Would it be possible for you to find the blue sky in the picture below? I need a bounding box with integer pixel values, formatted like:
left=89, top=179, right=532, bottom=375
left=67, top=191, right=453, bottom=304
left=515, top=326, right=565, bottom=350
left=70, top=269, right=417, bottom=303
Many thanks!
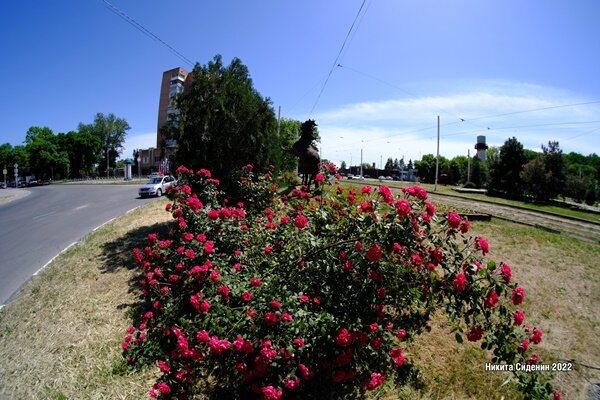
left=1, top=0, right=599, bottom=168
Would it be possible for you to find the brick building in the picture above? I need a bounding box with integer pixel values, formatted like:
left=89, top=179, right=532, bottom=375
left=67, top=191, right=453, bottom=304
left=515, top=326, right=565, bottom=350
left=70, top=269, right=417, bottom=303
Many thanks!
left=138, top=67, right=191, bottom=175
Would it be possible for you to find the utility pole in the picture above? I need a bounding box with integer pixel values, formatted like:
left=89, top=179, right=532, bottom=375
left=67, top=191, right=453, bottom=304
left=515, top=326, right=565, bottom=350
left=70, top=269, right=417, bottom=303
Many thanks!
left=434, top=116, right=440, bottom=191
left=360, top=148, right=363, bottom=178
left=277, top=106, right=281, bottom=136
left=467, top=149, right=471, bottom=183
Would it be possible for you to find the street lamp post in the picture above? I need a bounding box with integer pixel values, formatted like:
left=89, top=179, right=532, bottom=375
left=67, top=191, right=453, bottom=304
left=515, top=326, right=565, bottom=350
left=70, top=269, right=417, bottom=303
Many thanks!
left=13, top=163, right=18, bottom=188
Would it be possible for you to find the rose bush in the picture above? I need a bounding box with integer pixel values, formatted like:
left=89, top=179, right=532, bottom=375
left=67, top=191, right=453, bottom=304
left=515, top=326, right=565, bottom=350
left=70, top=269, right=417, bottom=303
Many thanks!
left=123, top=165, right=558, bottom=399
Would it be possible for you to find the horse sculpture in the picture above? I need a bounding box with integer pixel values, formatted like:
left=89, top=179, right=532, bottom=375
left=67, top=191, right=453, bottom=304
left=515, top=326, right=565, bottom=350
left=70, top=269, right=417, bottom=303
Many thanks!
left=290, top=119, right=321, bottom=191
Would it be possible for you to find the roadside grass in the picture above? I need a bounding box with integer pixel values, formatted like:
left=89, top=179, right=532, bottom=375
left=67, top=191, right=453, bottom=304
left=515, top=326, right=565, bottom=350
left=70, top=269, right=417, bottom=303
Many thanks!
left=341, top=180, right=600, bottom=222
left=0, top=198, right=598, bottom=399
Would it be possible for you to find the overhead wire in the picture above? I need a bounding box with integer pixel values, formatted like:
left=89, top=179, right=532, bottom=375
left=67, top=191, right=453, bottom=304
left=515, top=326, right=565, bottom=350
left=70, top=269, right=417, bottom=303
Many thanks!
left=337, top=63, right=600, bottom=134
left=99, top=0, right=195, bottom=67
left=325, top=64, right=600, bottom=157
left=309, top=0, right=369, bottom=116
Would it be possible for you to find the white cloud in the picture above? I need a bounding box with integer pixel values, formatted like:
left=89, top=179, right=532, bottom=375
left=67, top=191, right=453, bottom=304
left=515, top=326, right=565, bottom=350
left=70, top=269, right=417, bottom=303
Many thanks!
left=311, top=81, right=600, bottom=166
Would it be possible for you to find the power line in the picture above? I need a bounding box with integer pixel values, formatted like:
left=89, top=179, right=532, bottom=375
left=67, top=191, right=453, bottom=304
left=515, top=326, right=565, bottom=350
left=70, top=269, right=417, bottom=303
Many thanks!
left=338, top=64, right=600, bottom=126
left=99, top=0, right=194, bottom=67
left=441, top=120, right=600, bottom=138
left=309, top=0, right=369, bottom=116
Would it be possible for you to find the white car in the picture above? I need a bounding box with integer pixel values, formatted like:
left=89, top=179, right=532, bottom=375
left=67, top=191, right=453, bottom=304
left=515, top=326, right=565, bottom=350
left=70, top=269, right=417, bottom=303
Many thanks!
left=138, top=175, right=176, bottom=197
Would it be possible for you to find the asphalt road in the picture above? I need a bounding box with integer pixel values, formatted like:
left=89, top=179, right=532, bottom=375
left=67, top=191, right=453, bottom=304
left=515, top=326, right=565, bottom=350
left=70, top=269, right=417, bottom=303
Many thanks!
left=0, top=184, right=159, bottom=306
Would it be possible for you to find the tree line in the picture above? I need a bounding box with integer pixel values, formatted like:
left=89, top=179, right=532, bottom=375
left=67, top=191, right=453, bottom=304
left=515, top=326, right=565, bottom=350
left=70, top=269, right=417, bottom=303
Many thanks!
left=0, top=113, right=130, bottom=181
left=413, top=137, right=599, bottom=205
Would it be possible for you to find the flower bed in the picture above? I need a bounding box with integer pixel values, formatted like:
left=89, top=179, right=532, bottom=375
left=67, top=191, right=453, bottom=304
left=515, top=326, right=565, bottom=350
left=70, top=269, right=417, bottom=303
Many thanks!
left=123, top=165, right=558, bottom=400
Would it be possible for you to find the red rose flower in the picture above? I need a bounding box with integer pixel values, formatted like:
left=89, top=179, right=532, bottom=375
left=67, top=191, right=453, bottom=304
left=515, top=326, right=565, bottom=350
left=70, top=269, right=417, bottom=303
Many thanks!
left=500, top=263, right=512, bottom=283
left=513, top=310, right=525, bottom=326
left=250, top=277, right=262, bottom=287
left=270, top=300, right=282, bottom=310
left=395, top=199, right=412, bottom=218
left=476, top=236, right=490, bottom=255
left=512, top=286, right=525, bottom=305
left=261, top=386, right=282, bottom=400
left=530, top=328, right=543, bottom=344
left=484, top=290, right=499, bottom=308
left=447, top=211, right=461, bottom=229
left=365, top=244, right=383, bottom=263
left=466, top=325, right=484, bottom=342
left=460, top=219, right=471, bottom=233
left=264, top=311, right=278, bottom=327
left=453, top=273, right=467, bottom=292
left=294, top=215, right=309, bottom=229
left=335, top=328, right=353, bottom=347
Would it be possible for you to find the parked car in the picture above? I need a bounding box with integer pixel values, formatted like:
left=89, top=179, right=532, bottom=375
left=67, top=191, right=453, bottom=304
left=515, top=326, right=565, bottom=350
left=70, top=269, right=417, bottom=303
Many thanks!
left=348, top=175, right=365, bottom=180
left=0, top=182, right=6, bottom=189
left=138, top=175, right=176, bottom=197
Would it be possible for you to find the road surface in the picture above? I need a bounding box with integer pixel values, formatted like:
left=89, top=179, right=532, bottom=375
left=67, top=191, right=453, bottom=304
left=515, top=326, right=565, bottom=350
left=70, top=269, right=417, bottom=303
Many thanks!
left=0, top=184, right=159, bottom=306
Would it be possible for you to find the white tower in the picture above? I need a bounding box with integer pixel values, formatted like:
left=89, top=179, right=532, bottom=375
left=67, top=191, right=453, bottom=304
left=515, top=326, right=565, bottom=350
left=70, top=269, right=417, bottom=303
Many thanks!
left=475, top=136, right=488, bottom=162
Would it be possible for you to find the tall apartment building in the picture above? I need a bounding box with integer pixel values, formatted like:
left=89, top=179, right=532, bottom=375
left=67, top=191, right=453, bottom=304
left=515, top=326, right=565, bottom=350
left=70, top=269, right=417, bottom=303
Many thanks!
left=138, top=67, right=191, bottom=174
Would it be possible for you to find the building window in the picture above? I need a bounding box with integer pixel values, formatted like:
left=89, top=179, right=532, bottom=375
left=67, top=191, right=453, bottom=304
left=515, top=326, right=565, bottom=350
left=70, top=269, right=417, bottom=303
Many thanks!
left=143, top=157, right=149, bottom=163
left=154, top=156, right=161, bottom=163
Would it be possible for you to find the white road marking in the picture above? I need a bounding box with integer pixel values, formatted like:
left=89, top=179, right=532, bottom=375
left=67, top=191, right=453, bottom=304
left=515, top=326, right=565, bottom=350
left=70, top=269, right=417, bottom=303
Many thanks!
left=34, top=242, right=77, bottom=276
left=92, top=217, right=116, bottom=232
left=32, top=211, right=57, bottom=220
left=74, top=204, right=89, bottom=210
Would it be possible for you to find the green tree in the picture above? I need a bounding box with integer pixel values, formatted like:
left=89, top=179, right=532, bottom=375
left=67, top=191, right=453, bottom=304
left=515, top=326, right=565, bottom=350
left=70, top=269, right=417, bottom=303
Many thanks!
left=519, top=141, right=565, bottom=202
left=57, top=130, right=102, bottom=178
left=449, top=156, right=468, bottom=184
left=78, top=112, right=130, bottom=177
left=414, top=154, right=436, bottom=183
left=278, top=118, right=301, bottom=173
left=470, top=156, right=488, bottom=188
left=0, top=143, right=13, bottom=174
left=486, top=146, right=500, bottom=171
left=384, top=157, right=394, bottom=172
left=166, top=55, right=278, bottom=194
left=25, top=126, right=70, bottom=180
left=488, top=137, right=528, bottom=198
left=564, top=174, right=592, bottom=203
left=542, top=141, right=565, bottom=199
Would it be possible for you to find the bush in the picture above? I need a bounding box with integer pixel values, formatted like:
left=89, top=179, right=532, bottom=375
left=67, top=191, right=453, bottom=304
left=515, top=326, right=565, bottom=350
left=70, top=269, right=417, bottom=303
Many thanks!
left=279, top=171, right=301, bottom=187
left=585, top=183, right=597, bottom=206
left=462, top=181, right=477, bottom=189
left=123, top=166, right=558, bottom=399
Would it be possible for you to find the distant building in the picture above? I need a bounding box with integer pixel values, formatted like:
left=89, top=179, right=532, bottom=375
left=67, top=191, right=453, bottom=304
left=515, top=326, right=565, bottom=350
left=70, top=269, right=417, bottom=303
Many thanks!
left=138, top=67, right=191, bottom=175
left=475, top=135, right=488, bottom=162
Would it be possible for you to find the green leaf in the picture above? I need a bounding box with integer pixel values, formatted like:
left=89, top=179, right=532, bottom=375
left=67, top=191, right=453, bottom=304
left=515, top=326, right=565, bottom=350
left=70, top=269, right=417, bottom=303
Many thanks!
left=455, top=332, right=463, bottom=344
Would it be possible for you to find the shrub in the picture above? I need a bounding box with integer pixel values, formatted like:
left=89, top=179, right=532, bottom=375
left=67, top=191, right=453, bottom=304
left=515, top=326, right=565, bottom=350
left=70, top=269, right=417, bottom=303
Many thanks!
left=123, top=166, right=557, bottom=399
left=279, top=171, right=301, bottom=188
left=584, top=182, right=597, bottom=206
left=462, top=181, right=477, bottom=189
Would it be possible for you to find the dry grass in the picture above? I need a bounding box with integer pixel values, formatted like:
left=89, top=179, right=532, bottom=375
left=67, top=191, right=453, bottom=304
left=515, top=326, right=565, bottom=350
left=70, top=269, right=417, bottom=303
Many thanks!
left=0, top=200, right=598, bottom=399
left=470, top=220, right=600, bottom=399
